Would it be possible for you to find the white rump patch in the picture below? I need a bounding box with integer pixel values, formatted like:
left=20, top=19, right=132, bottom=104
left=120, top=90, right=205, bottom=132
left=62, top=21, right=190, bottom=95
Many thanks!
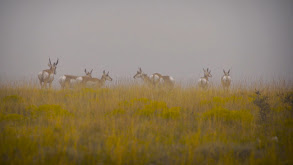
left=59, top=76, right=66, bottom=86
left=76, top=77, right=83, bottom=84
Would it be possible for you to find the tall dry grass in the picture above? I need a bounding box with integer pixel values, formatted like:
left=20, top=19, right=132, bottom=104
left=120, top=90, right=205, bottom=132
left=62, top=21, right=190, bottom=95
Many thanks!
left=0, top=80, right=292, bottom=164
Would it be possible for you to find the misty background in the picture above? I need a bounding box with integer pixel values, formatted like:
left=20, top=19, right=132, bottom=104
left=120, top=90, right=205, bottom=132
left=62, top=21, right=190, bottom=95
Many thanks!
left=0, top=1, right=292, bottom=86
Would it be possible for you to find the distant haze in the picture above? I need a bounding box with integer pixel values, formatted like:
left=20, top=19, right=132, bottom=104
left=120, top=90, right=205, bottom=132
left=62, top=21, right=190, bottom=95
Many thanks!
left=0, top=1, right=292, bottom=85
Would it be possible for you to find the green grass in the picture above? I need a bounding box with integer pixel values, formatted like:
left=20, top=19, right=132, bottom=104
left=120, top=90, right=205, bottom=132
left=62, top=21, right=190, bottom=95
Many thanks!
left=0, top=82, right=292, bottom=164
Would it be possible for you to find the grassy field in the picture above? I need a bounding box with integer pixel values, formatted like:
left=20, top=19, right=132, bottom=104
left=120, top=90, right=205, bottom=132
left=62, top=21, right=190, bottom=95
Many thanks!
left=0, top=81, right=292, bottom=164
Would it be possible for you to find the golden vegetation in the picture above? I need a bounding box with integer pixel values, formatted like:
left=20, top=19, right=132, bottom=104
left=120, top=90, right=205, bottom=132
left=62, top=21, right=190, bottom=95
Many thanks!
left=0, top=82, right=292, bottom=164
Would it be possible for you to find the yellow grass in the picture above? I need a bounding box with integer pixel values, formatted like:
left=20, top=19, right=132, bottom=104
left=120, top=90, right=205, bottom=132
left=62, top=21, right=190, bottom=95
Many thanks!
left=0, top=81, right=292, bottom=164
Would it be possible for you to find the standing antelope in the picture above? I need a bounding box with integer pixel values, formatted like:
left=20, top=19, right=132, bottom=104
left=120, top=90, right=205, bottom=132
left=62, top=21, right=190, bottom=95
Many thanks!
left=38, top=58, right=59, bottom=88
left=59, top=69, right=93, bottom=88
left=133, top=68, right=160, bottom=86
left=221, top=69, right=231, bottom=89
left=198, top=68, right=212, bottom=88
left=86, top=70, right=113, bottom=87
left=152, top=73, right=175, bottom=87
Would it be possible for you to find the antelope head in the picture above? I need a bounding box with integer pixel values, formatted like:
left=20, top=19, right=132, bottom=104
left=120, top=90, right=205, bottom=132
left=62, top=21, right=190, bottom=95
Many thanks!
left=84, top=69, right=93, bottom=77
left=223, top=69, right=230, bottom=76
left=102, top=70, right=112, bottom=81
left=203, top=68, right=212, bottom=78
left=133, top=67, right=144, bottom=79
left=48, top=58, right=59, bottom=74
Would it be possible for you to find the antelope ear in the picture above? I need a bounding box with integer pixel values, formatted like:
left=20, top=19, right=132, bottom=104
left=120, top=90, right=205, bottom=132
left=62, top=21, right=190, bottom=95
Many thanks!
left=107, top=71, right=109, bottom=75
left=223, top=69, right=225, bottom=74
left=85, top=69, right=87, bottom=73
left=228, top=69, right=230, bottom=74
left=103, top=70, right=105, bottom=74
left=90, top=69, right=93, bottom=74
left=139, top=67, right=142, bottom=72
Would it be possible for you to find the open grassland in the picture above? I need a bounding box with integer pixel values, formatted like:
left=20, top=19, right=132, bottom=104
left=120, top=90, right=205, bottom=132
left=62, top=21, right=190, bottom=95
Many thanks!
left=0, top=82, right=292, bottom=164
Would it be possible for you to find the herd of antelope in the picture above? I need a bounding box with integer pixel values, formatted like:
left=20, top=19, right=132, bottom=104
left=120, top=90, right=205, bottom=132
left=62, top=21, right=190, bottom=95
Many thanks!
left=38, top=58, right=232, bottom=89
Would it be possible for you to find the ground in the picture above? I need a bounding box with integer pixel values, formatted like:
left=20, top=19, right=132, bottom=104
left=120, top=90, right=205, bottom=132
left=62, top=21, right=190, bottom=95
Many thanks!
left=0, top=82, right=292, bottom=164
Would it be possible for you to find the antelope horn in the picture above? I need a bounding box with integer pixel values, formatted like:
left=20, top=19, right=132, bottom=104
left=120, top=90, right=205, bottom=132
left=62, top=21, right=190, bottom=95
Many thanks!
left=55, top=58, right=59, bottom=65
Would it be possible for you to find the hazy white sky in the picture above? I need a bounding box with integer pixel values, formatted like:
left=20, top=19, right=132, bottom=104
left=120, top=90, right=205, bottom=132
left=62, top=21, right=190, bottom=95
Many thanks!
left=0, top=1, right=292, bottom=84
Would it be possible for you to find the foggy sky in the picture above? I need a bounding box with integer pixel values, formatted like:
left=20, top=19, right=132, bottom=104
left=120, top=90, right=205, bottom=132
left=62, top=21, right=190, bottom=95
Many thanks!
left=0, top=1, right=292, bottom=85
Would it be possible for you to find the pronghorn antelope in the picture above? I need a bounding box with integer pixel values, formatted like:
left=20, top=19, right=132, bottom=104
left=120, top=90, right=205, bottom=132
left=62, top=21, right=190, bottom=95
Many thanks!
left=76, top=69, right=94, bottom=85
left=133, top=68, right=160, bottom=86
left=38, top=58, right=59, bottom=88
left=221, top=69, right=231, bottom=89
left=85, top=70, right=113, bottom=87
left=59, top=69, right=93, bottom=88
left=198, top=68, right=212, bottom=88
left=152, top=73, right=175, bottom=87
